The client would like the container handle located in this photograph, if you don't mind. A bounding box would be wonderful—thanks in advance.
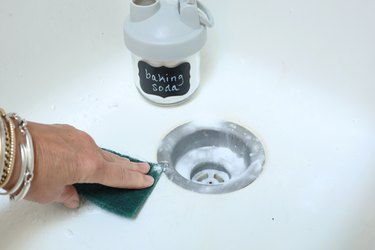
[197,1,214,27]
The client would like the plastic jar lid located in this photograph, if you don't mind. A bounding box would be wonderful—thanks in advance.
[124,0,214,61]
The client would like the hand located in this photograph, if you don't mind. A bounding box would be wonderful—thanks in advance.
[5,122,154,208]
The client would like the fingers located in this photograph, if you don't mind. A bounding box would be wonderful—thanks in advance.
[91,150,154,188]
[56,185,80,209]
[101,150,150,174]
[91,162,155,189]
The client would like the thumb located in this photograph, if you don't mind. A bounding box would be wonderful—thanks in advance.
[57,185,80,209]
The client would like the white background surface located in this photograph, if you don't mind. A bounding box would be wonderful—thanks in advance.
[1,0,375,249]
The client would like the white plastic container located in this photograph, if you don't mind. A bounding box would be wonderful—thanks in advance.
[124,0,213,105]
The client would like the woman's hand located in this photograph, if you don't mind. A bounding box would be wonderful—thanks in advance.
[5,122,154,208]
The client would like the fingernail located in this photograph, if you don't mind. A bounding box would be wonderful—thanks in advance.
[64,199,80,209]
[138,162,151,173]
[145,175,155,186]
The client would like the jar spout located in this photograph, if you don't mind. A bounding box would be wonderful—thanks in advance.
[130,0,160,22]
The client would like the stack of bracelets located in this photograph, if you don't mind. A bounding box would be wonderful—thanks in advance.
[0,107,34,201]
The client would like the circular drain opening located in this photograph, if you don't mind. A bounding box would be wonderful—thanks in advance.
[157,121,266,194]
[190,162,231,185]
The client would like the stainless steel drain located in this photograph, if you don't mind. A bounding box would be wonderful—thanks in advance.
[157,121,266,194]
[191,163,230,185]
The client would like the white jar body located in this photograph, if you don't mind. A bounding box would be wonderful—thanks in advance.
[131,53,200,105]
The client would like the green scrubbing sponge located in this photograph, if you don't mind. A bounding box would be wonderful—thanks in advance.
[74,150,163,219]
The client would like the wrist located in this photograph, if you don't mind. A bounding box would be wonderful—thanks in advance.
[0,109,35,200]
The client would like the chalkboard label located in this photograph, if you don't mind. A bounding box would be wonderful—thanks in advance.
[138,61,191,98]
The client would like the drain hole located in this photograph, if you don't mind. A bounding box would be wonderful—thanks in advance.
[190,162,230,178]
[191,162,230,185]
[157,121,266,194]
[214,174,224,183]
[195,173,209,182]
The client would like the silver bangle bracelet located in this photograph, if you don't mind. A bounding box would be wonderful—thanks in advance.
[6,113,35,201]
[0,142,27,196]
[10,128,34,201]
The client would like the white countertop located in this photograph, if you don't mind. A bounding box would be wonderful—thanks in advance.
[1,0,375,249]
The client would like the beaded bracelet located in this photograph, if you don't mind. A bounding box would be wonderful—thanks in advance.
[0,109,34,201]
[0,108,16,188]
[0,115,6,177]
[0,116,28,196]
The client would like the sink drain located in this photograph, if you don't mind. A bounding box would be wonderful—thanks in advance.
[157,121,266,194]
[191,162,231,185]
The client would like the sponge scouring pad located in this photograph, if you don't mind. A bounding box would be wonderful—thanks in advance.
[75,150,163,218]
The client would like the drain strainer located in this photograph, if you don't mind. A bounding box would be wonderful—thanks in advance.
[157,121,265,194]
